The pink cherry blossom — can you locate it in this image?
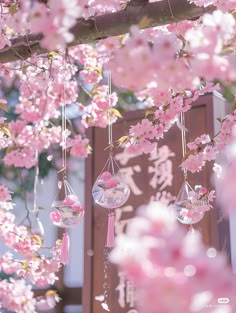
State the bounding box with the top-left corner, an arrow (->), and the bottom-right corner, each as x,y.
181,154 -> 206,173
28,0 -> 83,51
188,0 -> 236,10
0,185 -> 12,202
63,194 -> 79,206
104,177 -> 119,188
50,211 -> 62,223
101,171 -> 112,180
67,135 -> 91,158
72,204 -> 84,212
36,290 -> 60,310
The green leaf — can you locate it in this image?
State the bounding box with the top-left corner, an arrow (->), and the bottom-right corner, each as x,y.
48,51 -> 59,60
144,108 -> 155,118
117,135 -> 129,146
0,101 -> 8,112
0,123 -> 11,137
110,108 -> 122,118
9,4 -> 18,15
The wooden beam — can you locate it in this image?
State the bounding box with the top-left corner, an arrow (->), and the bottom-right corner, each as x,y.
0,0 -> 214,64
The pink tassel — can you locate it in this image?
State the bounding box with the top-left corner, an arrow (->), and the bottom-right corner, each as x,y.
61,232 -> 70,265
106,212 -> 115,248
188,225 -> 194,234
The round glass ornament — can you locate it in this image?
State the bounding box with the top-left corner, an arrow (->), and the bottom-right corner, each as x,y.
92,170 -> 130,209
51,180 -> 84,228
174,181 -> 206,225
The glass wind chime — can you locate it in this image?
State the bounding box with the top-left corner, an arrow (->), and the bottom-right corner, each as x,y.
50,97 -> 84,264
92,72 -> 130,312
92,73 -> 130,248
50,103 -> 84,228
174,112 -> 206,230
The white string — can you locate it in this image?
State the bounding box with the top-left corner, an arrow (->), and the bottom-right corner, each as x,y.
167,0 -> 175,20
32,129 -> 39,213
112,155 -> 120,170
61,79 -> 67,181
97,156 -> 112,178
111,155 -> 115,175
107,71 -> 113,146
64,180 -> 77,196
180,112 -> 187,180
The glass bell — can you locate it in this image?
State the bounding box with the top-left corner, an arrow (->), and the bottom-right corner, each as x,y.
92,158 -> 130,209
174,181 -> 205,225
51,180 -> 84,228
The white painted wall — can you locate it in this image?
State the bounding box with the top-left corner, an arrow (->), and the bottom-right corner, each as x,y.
0,157 -> 85,287
213,92 -> 236,271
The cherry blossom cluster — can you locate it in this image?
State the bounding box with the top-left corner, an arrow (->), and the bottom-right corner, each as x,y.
0,209 -> 63,284
2,121 -> 62,168
125,119 -> 158,154
0,0 -> 82,51
111,201 -> 236,313
0,278 -> 37,312
188,0 -> 236,11
0,1 -> 235,312
106,10 -> 236,173
0,278 -> 60,312
80,84 -> 119,128
0,0 -> 129,52
0,184 -> 14,210
108,12 -> 236,92
0,51 -> 92,167
0,186 -> 68,311
124,83 -> 218,156
0,5 -> 234,173
182,110 -> 236,172
67,134 -> 91,158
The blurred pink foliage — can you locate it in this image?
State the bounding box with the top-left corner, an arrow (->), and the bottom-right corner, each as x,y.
111,202 -> 235,312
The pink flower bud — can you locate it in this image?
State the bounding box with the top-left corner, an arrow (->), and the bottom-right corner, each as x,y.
72,204 -> 84,212
104,177 -> 119,188
50,211 -> 62,223
199,187 -> 207,195
63,194 -> 78,206
101,171 -> 112,181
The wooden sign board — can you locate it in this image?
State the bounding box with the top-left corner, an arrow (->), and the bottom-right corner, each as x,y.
83,93 -> 230,313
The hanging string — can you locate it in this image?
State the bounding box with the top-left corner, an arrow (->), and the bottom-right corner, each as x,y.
102,247 -> 111,311
98,71 -> 116,312
61,84 -> 67,182
33,128 -> 39,214
56,53 -> 68,183
180,112 -> 188,180
107,71 -> 113,147
167,0 -> 175,20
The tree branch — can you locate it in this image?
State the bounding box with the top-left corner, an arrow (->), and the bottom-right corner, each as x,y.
0,0 -> 214,64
